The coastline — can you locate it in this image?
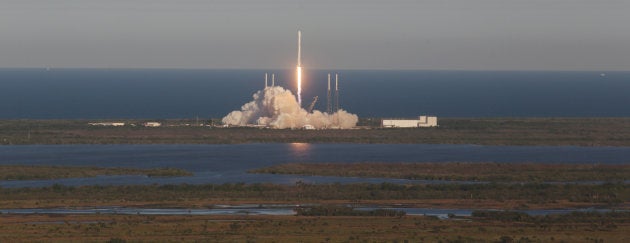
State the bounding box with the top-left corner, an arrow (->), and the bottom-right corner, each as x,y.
1,117 -> 629,146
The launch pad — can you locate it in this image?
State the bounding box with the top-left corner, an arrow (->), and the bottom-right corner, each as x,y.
220,30 -> 359,129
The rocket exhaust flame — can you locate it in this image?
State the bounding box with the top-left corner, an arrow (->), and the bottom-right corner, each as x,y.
297,67 -> 302,106
221,30 -> 358,129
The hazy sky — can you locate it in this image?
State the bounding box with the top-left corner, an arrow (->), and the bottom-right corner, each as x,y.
1,0 -> 629,70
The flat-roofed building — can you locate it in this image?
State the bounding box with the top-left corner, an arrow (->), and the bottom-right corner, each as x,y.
143,122 -> 162,127
88,122 -> 125,127
382,116 -> 438,128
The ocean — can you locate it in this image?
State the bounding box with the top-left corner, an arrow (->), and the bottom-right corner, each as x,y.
0,68 -> 628,119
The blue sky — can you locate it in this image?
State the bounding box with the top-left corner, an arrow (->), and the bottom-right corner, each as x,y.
1,0 -> 629,70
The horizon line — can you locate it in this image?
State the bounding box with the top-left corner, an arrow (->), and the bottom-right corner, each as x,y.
0,67 -> 626,72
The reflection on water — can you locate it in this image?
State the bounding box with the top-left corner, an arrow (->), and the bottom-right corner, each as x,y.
288,143 -> 312,159
1,143 -> 629,188
0,207 -> 295,216
1,206 -> 619,219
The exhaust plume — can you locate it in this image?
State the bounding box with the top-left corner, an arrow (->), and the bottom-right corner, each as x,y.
222,86 -> 358,129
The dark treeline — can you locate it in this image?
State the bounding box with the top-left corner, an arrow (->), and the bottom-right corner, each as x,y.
472,210 -> 630,224
251,162 -> 630,182
2,182 -> 628,206
0,165 -> 191,180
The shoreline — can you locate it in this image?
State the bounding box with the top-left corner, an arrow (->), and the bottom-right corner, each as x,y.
2,199 -> 626,211
1,117 -> 629,146
250,162 -> 630,183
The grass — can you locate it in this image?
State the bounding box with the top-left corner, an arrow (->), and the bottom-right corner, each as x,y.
1,117 -> 630,146
1,162 -> 627,241
250,162 -> 630,182
0,165 -> 192,180
1,182 -> 627,210
1,213 -> 629,242
2,118 -> 628,241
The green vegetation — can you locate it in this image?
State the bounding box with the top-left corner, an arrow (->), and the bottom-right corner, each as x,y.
0,165 -> 192,180
251,162 -> 630,182
2,118 -> 628,241
1,182 -> 628,209
1,118 -> 630,146
1,212 -> 630,242
471,210 -> 630,226
0,162 -> 627,241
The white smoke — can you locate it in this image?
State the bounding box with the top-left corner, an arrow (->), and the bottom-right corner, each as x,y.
222,86 -> 358,129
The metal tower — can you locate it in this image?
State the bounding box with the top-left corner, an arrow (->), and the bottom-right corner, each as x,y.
334,73 -> 339,112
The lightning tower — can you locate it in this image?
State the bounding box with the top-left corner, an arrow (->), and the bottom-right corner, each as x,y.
335,73 -> 339,112
296,30 -> 302,106
265,73 -> 268,88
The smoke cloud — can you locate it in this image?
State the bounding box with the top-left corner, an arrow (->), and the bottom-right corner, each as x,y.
222,86 -> 358,129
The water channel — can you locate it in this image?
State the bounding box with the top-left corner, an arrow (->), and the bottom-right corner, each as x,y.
1,205 -> 620,219
1,143 -> 629,188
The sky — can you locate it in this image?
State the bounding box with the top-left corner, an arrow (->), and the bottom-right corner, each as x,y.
1,0 -> 629,70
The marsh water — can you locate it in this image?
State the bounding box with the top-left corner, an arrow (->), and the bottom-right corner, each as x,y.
1,143 -> 629,188
1,205 -> 618,218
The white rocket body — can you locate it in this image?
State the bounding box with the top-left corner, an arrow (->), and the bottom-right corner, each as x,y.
298,30 -> 302,67
296,30 -> 302,106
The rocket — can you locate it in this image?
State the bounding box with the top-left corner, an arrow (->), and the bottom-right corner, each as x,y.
296,30 -> 303,106
297,30 -> 302,67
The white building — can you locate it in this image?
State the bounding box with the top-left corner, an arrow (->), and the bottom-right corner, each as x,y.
88,122 -> 125,127
382,116 -> 438,128
143,122 -> 162,127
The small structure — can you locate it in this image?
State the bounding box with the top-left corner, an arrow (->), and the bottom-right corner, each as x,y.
302,124 -> 315,130
382,116 -> 438,128
143,122 -> 162,127
88,122 -> 125,127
